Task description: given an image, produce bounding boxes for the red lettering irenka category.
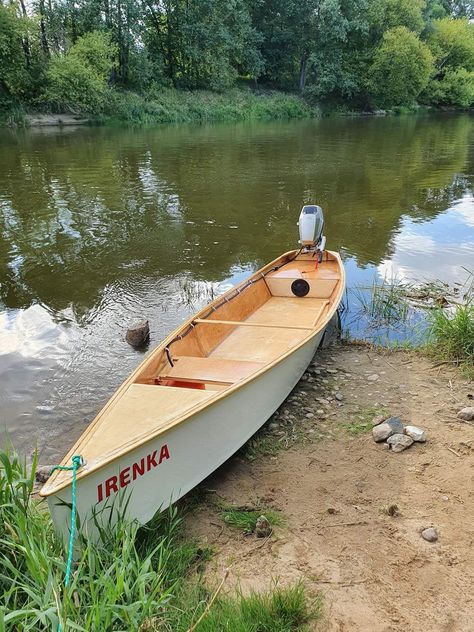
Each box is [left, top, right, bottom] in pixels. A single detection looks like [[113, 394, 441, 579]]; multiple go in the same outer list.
[[159, 444, 170, 464], [132, 458, 145, 480], [105, 476, 118, 498], [146, 451, 158, 470], [97, 445, 171, 503], [120, 467, 131, 487]]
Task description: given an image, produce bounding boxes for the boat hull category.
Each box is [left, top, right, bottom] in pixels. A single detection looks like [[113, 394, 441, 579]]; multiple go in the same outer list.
[[47, 329, 324, 542]]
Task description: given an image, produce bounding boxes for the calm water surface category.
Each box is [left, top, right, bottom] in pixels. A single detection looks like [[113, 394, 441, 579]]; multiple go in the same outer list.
[[0, 114, 473, 460]]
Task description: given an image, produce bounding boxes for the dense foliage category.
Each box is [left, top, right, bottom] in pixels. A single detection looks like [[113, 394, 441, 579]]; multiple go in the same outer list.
[[0, 0, 473, 116]]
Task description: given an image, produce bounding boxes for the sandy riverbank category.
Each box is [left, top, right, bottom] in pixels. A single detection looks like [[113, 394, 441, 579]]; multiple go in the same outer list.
[[183, 342, 474, 631]]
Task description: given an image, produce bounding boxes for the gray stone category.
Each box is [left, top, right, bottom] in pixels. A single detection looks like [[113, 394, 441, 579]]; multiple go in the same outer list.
[[371, 414, 388, 427], [421, 527, 438, 542], [126, 319, 150, 347], [457, 407, 474, 422], [255, 515, 272, 538], [306, 412, 314, 419], [387, 433, 414, 452], [327, 368, 338, 374], [335, 393, 343, 401], [372, 423, 394, 442], [367, 374, 380, 381], [385, 416, 404, 434], [35, 466, 53, 484], [404, 425, 427, 442]]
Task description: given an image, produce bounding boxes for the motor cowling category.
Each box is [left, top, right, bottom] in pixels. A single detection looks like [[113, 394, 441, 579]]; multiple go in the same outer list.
[[298, 205, 325, 251]]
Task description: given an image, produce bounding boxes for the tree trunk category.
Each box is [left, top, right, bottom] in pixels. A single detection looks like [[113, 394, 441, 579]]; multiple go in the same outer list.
[[299, 52, 308, 92], [17, 0, 31, 69], [38, 0, 50, 57]]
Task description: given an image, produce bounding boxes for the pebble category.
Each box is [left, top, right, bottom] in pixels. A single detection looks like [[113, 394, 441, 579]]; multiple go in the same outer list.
[[327, 369, 338, 374], [387, 433, 414, 452], [335, 393, 343, 401], [316, 409, 325, 415], [306, 413, 314, 419], [367, 374, 380, 381], [35, 466, 53, 484], [457, 407, 474, 421], [371, 414, 387, 427], [421, 527, 438, 542], [404, 425, 427, 442], [385, 416, 404, 434], [255, 515, 272, 538], [373, 423, 393, 442], [269, 423, 279, 430]]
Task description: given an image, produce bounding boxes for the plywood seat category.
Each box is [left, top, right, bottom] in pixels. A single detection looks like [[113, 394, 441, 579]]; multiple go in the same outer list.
[[160, 356, 265, 384]]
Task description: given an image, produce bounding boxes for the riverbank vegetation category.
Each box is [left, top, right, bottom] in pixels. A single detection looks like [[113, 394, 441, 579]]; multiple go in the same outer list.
[[0, 451, 315, 630], [0, 0, 473, 125], [348, 275, 474, 374]]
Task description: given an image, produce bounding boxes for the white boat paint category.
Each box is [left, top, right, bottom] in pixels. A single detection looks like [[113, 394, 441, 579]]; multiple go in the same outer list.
[[47, 329, 324, 542]]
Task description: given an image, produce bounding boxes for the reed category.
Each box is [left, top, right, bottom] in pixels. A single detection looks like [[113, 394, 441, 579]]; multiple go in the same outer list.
[[0, 450, 316, 630], [426, 301, 474, 373]]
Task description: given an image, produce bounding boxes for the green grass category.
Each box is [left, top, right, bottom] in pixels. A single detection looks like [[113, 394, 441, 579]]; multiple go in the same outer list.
[[427, 301, 474, 374], [0, 450, 317, 630], [343, 406, 389, 435], [220, 507, 283, 533], [161, 582, 318, 631], [244, 434, 281, 460], [100, 87, 317, 126]]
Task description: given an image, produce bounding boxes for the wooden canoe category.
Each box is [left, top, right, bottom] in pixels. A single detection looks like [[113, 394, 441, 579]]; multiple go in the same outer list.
[[40, 249, 345, 541]]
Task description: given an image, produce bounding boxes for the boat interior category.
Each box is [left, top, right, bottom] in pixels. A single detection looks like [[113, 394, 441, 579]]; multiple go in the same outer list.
[[136, 251, 341, 386], [42, 250, 343, 493]]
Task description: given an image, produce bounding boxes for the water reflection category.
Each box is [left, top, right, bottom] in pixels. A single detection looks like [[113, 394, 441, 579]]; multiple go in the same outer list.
[[0, 113, 473, 457]]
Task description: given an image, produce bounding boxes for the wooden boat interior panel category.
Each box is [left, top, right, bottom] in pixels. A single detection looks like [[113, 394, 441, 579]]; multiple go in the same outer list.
[[74, 384, 214, 464]]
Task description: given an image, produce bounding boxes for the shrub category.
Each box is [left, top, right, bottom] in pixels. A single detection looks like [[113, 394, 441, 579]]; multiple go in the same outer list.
[[369, 26, 434, 107], [43, 31, 116, 113], [423, 67, 474, 107]]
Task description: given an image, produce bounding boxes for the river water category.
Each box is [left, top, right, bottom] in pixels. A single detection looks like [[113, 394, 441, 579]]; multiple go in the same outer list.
[[0, 114, 473, 460]]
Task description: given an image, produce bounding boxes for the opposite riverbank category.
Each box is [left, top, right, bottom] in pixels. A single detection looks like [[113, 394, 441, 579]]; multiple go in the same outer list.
[[1, 88, 318, 128]]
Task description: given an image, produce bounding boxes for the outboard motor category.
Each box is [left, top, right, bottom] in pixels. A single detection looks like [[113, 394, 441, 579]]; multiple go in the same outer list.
[[298, 205, 326, 261]]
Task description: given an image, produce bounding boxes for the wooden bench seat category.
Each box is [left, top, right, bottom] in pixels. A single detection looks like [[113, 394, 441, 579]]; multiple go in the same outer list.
[[160, 356, 265, 385]]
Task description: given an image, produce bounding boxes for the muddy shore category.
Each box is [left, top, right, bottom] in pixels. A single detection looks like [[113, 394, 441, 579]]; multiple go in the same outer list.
[[183, 342, 474, 631]]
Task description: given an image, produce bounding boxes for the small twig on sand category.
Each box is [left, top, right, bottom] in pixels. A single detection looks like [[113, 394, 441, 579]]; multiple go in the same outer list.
[[241, 534, 272, 558], [186, 568, 230, 632], [446, 446, 461, 457], [317, 578, 371, 587], [429, 360, 459, 369], [321, 521, 368, 528]]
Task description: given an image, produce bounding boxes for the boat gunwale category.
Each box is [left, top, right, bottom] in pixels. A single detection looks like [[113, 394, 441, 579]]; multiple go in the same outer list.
[[40, 249, 345, 497]]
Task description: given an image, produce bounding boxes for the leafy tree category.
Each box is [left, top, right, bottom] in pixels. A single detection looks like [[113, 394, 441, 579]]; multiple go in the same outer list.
[[0, 4, 31, 99], [369, 26, 434, 106], [43, 31, 116, 112], [368, 0, 426, 39], [428, 17, 474, 71]]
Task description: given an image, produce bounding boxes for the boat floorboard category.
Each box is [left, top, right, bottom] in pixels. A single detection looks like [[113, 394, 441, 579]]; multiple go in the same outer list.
[[210, 296, 325, 363]]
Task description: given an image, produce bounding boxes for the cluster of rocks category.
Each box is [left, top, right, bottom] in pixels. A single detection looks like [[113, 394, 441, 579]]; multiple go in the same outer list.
[[372, 415, 426, 452]]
